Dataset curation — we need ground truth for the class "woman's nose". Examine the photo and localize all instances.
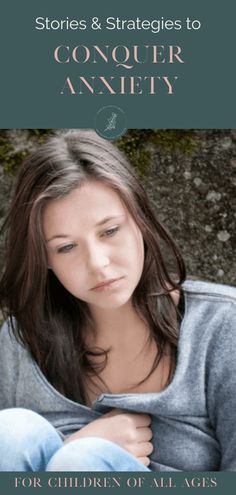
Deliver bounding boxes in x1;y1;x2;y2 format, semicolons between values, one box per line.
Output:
86;244;110;272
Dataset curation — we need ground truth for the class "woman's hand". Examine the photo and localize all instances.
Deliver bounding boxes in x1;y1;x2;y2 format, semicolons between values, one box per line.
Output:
65;409;153;467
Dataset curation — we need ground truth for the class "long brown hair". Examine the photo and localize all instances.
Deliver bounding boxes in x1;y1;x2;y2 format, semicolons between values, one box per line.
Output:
0;129;186;404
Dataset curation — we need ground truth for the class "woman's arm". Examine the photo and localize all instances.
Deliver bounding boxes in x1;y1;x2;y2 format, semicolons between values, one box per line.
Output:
206;301;236;470
0;321;20;409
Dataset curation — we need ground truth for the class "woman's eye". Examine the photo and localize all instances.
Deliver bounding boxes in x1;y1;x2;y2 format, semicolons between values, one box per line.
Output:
103;226;119;237
57;243;76;254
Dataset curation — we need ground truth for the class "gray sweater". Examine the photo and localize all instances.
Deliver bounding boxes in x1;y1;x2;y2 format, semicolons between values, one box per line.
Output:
0;280;236;471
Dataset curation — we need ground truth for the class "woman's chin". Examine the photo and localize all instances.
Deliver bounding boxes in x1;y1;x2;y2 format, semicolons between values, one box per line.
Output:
89;293;132;311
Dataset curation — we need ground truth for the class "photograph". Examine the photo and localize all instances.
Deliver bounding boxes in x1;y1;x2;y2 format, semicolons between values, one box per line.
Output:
0;128;235;472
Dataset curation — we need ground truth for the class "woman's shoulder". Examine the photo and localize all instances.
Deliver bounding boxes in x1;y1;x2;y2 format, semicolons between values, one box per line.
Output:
0;319;23;354
177;281;236;385
180;279;236;345
0;319;14;340
0;320;23;407
182;279;236;303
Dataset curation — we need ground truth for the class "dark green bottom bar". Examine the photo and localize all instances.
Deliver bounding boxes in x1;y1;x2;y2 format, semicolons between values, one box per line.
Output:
0;472;235;495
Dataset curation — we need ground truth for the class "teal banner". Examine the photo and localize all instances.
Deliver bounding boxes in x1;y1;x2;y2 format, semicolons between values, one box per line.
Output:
1;472;236;494
0;0;235;128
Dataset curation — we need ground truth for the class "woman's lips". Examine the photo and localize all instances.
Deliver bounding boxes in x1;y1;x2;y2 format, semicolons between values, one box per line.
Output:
91;277;123;291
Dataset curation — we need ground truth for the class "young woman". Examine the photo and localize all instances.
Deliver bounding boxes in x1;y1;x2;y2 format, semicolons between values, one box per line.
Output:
0;129;236;472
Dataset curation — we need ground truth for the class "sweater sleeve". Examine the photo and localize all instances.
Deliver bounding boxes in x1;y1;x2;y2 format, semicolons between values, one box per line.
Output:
206;301;236;470
0;320;20;409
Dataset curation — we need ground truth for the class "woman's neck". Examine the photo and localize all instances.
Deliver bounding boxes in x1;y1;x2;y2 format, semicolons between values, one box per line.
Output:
87;301;150;352
87;289;181;350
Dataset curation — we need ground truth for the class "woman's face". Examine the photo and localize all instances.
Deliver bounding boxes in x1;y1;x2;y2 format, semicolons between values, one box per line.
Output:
43;181;144;311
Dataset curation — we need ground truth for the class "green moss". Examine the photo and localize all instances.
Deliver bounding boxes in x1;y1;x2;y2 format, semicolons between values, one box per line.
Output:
0;130;53;176
27;129;54;141
116;129;198;175
0;129;198;178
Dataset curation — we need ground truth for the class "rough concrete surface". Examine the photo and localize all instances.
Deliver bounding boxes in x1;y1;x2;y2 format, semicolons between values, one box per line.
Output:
144;130;236;285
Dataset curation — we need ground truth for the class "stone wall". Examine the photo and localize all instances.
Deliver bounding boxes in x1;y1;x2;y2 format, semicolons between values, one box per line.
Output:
144;130;236;285
0;129;236;286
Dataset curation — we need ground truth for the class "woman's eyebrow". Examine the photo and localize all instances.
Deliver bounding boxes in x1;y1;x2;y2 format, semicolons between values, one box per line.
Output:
46;234;70;243
95;214;125;227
